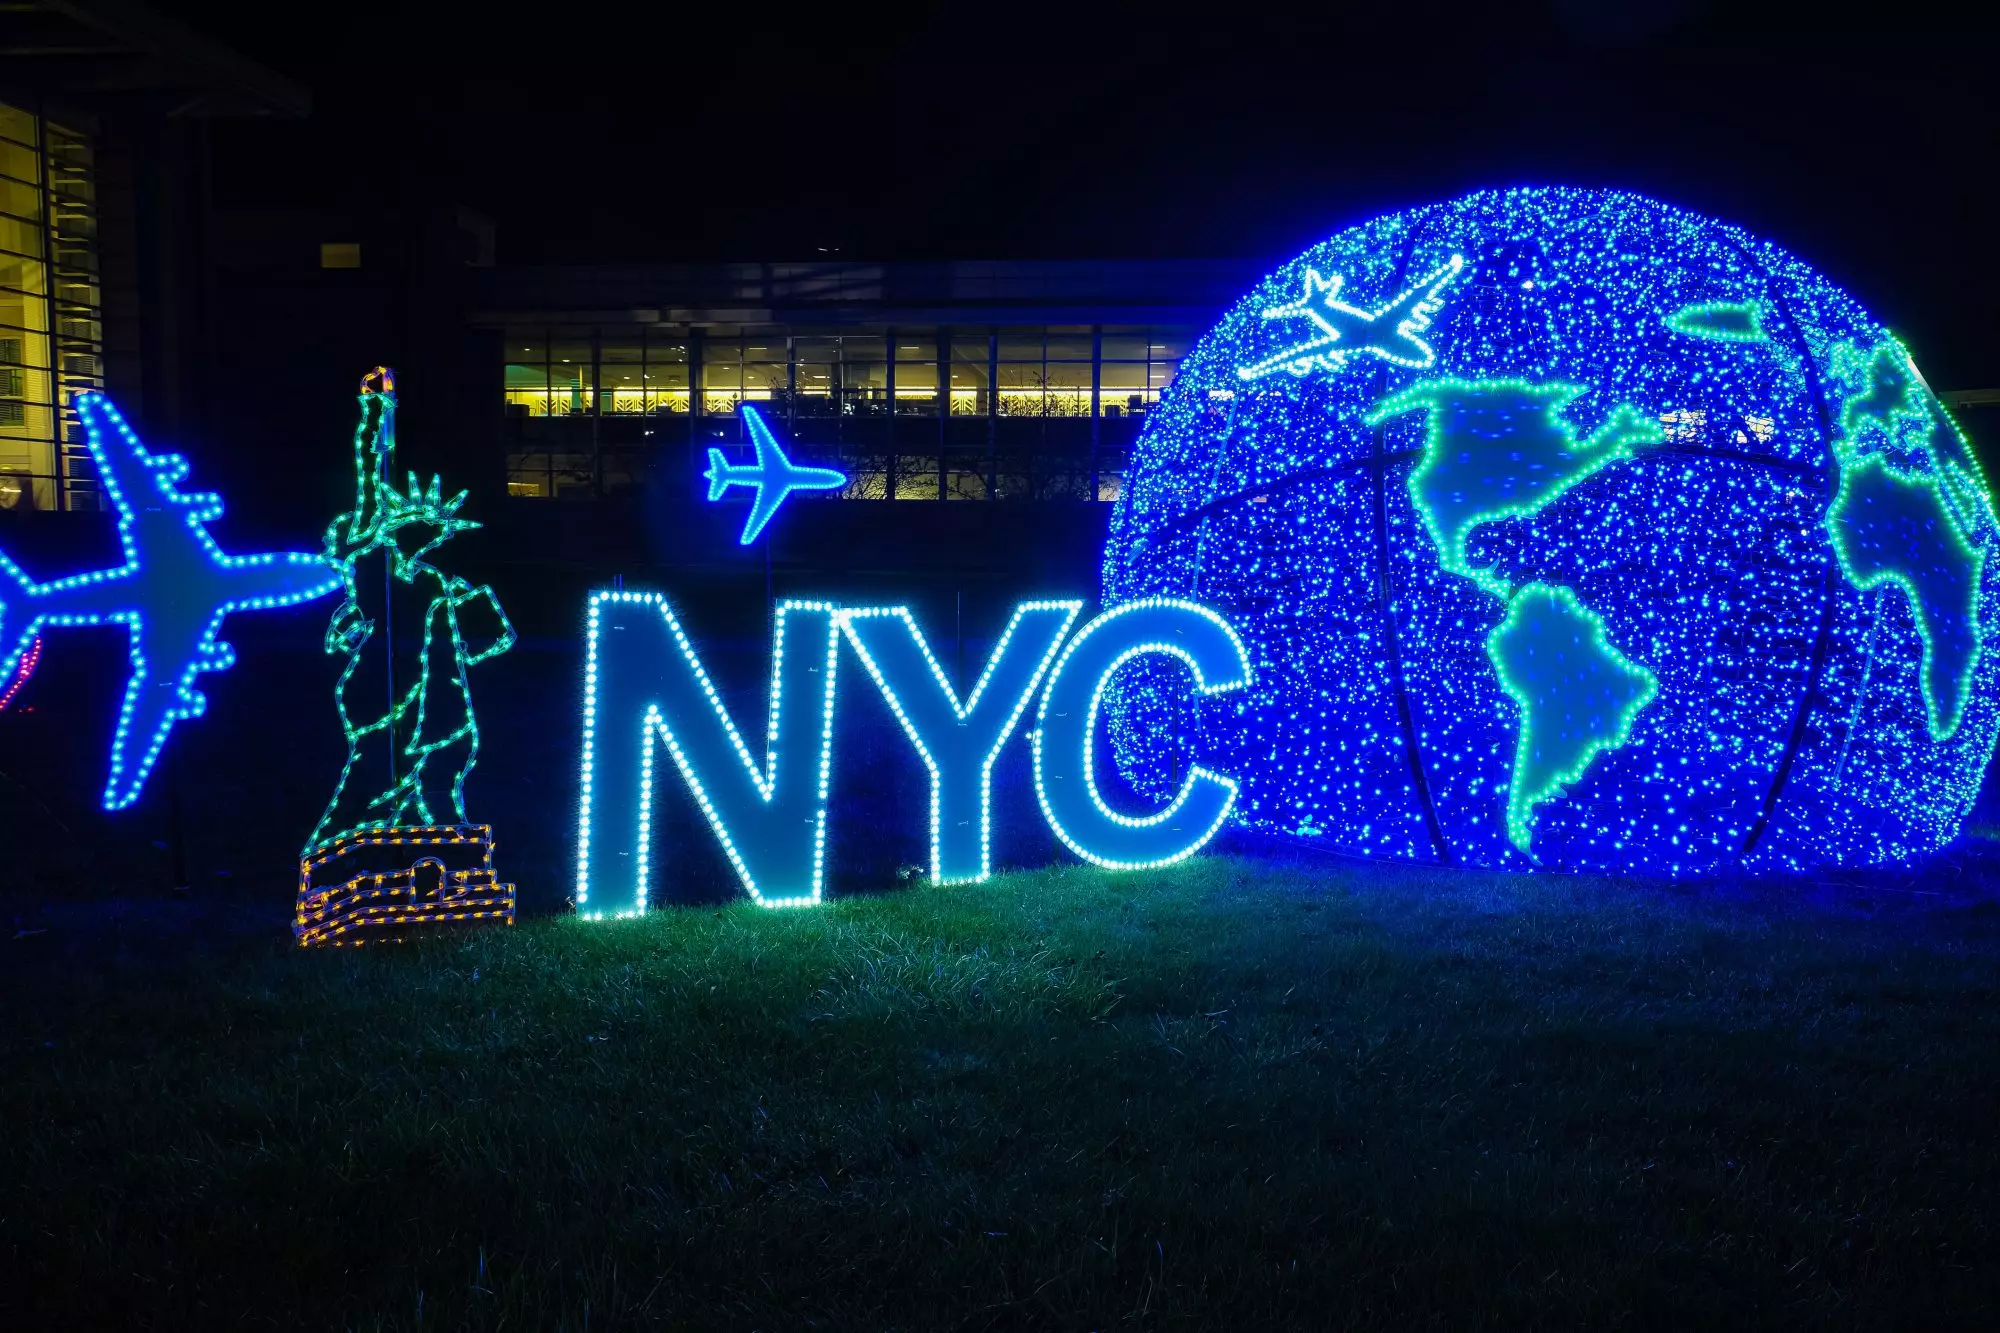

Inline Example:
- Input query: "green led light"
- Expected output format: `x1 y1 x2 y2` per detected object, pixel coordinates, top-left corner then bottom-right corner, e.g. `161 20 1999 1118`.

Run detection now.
304 369 516 854
1487 583 1659 854
1664 300 1768 343
1371 376 1664 597
1367 376 1665 853
1825 338 1992 743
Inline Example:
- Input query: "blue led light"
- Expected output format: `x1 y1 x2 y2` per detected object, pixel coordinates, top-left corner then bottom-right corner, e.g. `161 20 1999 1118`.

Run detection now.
1033 598 1253 870
0 393 340 810
1104 186 2000 874
842 601 1081 883
576 592 842 916
704 405 847 544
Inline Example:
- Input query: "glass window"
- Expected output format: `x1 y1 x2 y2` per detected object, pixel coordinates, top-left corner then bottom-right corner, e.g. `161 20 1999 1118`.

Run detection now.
1045 326 1091 362
996 327 1045 419
549 338 592 416
743 359 787 400
0 105 98 510
599 336 644 415
893 359 938 392
1044 359 1090 417
0 288 47 336
996 328 1042 361
0 138 39 189
645 330 689 415
0 176 40 225
893 330 941 413
504 334 551 418
744 333 787 406
495 319 1177 503
700 330 741 414
842 357 888 416
0 215 40 259
1100 327 1148 361
948 335 990 417
794 358 837 416
0 253 44 296
0 104 36 149
1098 360 1146 418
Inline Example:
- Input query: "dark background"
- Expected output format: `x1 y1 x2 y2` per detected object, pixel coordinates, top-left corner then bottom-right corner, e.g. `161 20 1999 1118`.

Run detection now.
188 0 1999 386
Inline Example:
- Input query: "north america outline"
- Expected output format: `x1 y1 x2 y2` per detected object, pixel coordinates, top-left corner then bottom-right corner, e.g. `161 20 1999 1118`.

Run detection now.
1103 185 2000 875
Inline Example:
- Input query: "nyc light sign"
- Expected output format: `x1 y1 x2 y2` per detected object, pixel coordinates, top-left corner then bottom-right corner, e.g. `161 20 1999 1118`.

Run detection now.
574 592 1253 916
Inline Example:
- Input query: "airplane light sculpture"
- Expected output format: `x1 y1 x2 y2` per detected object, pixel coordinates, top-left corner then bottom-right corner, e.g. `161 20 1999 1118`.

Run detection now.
0 393 340 809
1237 253 1466 382
703 405 846 545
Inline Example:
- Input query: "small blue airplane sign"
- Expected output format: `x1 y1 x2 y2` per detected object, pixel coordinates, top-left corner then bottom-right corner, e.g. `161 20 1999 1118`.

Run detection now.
704 405 847 545
0 394 340 809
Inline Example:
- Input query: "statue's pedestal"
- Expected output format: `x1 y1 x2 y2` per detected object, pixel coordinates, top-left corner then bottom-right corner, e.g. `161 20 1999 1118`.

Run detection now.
296 825 515 948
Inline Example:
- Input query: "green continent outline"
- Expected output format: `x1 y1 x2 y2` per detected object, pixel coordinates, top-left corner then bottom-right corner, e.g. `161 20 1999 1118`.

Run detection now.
1368 377 1662 598
1664 300 1768 344
1486 584 1659 853
1826 337 1994 742
1368 376 1664 854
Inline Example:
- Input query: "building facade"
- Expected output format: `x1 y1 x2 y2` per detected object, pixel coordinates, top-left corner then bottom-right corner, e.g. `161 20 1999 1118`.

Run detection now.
0 98 101 512
0 0 306 513
480 260 1260 511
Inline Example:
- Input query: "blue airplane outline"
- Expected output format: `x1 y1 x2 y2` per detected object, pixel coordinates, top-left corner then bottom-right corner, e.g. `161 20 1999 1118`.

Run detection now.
0 393 341 809
704 405 847 545
1238 253 1466 382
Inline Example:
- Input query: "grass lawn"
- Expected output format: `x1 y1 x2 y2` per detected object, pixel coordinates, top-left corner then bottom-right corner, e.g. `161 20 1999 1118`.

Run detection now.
4 848 1999 1330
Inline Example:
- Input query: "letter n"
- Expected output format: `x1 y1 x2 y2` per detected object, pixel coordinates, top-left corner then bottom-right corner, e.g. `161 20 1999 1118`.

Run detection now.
575 593 840 915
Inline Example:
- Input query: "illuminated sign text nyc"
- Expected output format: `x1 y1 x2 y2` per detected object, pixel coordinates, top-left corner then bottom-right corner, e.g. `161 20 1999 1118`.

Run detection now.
574 592 1253 917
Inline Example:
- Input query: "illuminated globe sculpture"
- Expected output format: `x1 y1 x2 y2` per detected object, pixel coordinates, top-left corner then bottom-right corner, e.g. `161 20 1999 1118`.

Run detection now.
1103 186 2000 874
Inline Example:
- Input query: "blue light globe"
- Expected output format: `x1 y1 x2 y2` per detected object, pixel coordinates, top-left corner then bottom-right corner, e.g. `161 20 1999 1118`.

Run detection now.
1103 186 2000 873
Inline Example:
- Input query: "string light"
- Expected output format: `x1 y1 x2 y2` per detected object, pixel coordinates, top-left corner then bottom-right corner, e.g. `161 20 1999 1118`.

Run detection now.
840 601 1081 883
1824 337 1990 743
1238 253 1465 381
0 635 40 712
1666 300 1769 344
575 592 842 916
304 368 517 854
0 392 339 809
295 824 514 948
1104 185 2000 874
1487 583 1658 854
1032 598 1253 870
1370 377 1663 599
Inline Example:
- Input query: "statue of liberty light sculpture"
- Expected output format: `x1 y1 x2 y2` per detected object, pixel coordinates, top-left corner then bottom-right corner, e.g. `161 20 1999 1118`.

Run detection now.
294 367 518 947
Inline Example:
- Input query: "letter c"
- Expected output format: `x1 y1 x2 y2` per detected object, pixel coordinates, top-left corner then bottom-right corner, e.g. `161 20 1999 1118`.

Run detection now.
1032 598 1253 869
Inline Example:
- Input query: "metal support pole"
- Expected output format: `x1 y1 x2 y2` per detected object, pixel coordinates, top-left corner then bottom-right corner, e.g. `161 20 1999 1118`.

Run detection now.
885 326 897 499
1090 325 1103 500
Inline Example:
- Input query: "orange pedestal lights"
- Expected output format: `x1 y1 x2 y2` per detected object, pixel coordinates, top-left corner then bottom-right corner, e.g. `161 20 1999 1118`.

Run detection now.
295 824 515 948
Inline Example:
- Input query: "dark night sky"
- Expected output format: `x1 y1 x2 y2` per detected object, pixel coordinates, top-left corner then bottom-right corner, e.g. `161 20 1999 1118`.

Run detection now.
184 1 1998 384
